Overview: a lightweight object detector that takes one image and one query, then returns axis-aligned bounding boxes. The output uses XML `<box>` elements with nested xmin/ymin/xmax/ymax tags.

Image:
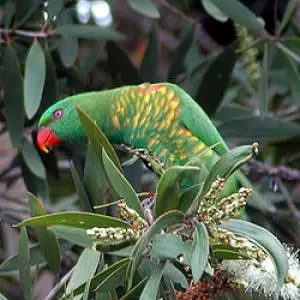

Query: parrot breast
<box><xmin>108</xmin><ymin>83</ymin><xmax>213</xmax><ymax>167</ymax></box>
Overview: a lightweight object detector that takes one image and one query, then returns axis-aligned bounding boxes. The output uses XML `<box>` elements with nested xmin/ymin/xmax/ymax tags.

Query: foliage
<box><xmin>1</xmin><ymin>0</ymin><xmax>300</xmax><ymax>299</ymax></box>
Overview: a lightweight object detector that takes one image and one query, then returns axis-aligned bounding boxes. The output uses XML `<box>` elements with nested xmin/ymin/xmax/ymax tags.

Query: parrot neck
<box><xmin>71</xmin><ymin>87</ymin><xmax>123</xmax><ymax>143</ymax></box>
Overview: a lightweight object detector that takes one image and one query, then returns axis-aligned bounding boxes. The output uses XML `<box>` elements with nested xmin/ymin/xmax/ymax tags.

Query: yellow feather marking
<box><xmin>144</xmin><ymin>94</ymin><xmax>150</xmax><ymax>104</ymax></box>
<box><xmin>144</xmin><ymin>105</ymin><xmax>152</xmax><ymax>118</ymax></box>
<box><xmin>167</xmin><ymin>89</ymin><xmax>175</xmax><ymax>101</ymax></box>
<box><xmin>148</xmin><ymin>138</ymin><xmax>157</xmax><ymax>148</ymax></box>
<box><xmin>139</xmin><ymin>115</ymin><xmax>147</xmax><ymax>128</ymax></box>
<box><xmin>179</xmin><ymin>152</ymin><xmax>187</xmax><ymax>160</ymax></box>
<box><xmin>125</xmin><ymin>117</ymin><xmax>130</xmax><ymax>126</ymax></box>
<box><xmin>133</xmin><ymin>114</ymin><xmax>140</xmax><ymax>129</ymax></box>
<box><xmin>113</xmin><ymin>115</ymin><xmax>120</xmax><ymax>129</ymax></box>
<box><xmin>193</xmin><ymin>143</ymin><xmax>206</xmax><ymax>154</ymax></box>
<box><xmin>203</xmin><ymin>149</ymin><xmax>213</xmax><ymax>157</ymax></box>
<box><xmin>158</xmin><ymin>87</ymin><xmax>167</xmax><ymax>94</ymax></box>
<box><xmin>169</xmin><ymin>97</ymin><xmax>180</xmax><ymax>109</ymax></box>
<box><xmin>165</xmin><ymin>110</ymin><xmax>175</xmax><ymax>126</ymax></box>
<box><xmin>115</xmin><ymin>102</ymin><xmax>121</xmax><ymax>113</ymax></box>
<box><xmin>153</xmin><ymin>106</ymin><xmax>160</xmax><ymax>119</ymax></box>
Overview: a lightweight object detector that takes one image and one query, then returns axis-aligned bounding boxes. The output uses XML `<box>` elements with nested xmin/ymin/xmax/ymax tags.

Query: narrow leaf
<box><xmin>84</xmin><ymin>143</ymin><xmax>106</xmax><ymax>206</ymax></box>
<box><xmin>195</xmin><ymin>43</ymin><xmax>236</xmax><ymax>116</ymax></box>
<box><xmin>106</xmin><ymin>41</ymin><xmax>142</xmax><ymax>84</ymax></box>
<box><xmin>21</xmin><ymin>139</ymin><xmax>46</xmax><ymax>179</ymax></box>
<box><xmin>277</xmin><ymin>42</ymin><xmax>300</xmax><ymax>64</ymax></box>
<box><xmin>28</xmin><ymin>193</ymin><xmax>61</xmax><ymax>273</ymax></box>
<box><xmin>40</xmin><ymin>50</ymin><xmax>58</xmax><ymax>111</ymax></box>
<box><xmin>76</xmin><ymin>106</ymin><xmax>122</xmax><ymax>171</ymax></box>
<box><xmin>140</xmin><ymin>261</ymin><xmax>166</xmax><ymax>300</ymax></box>
<box><xmin>127</xmin><ymin>0</ymin><xmax>160</xmax><ymax>18</ymax></box>
<box><xmin>18</xmin><ymin>211</ymin><xmax>130</xmax><ymax>229</ymax></box>
<box><xmin>155</xmin><ymin>166</ymin><xmax>201</xmax><ymax>217</ymax></box>
<box><xmin>202</xmin><ymin>0</ymin><xmax>228</xmax><ymax>22</ymax></box>
<box><xmin>18</xmin><ymin>227</ymin><xmax>32</xmax><ymax>300</ymax></box>
<box><xmin>2</xmin><ymin>45</ymin><xmax>24</xmax><ymax>147</ymax></box>
<box><xmin>66</xmin><ymin>248</ymin><xmax>100</xmax><ymax>296</ymax></box>
<box><xmin>163</xmin><ymin>262</ymin><xmax>188</xmax><ymax>289</ymax></box>
<box><xmin>56</xmin><ymin>25</ymin><xmax>124</xmax><ymax>40</ymax></box>
<box><xmin>168</xmin><ymin>24</ymin><xmax>194</xmax><ymax>82</ymax></box>
<box><xmin>259</xmin><ymin>43</ymin><xmax>269</xmax><ymax>118</ymax></box>
<box><xmin>50</xmin><ymin>226</ymin><xmax>93</xmax><ymax>248</ymax></box>
<box><xmin>70</xmin><ymin>162</ymin><xmax>93</xmax><ymax>212</ymax></box>
<box><xmin>58</xmin><ymin>35</ymin><xmax>78</xmax><ymax>68</ymax></box>
<box><xmin>279</xmin><ymin>0</ymin><xmax>298</xmax><ymax>33</ymax></box>
<box><xmin>220</xmin><ymin>219</ymin><xmax>289</xmax><ymax>287</ymax></box>
<box><xmin>218</xmin><ymin>116</ymin><xmax>300</xmax><ymax>140</ymax></box>
<box><xmin>140</xmin><ymin>26</ymin><xmax>158</xmax><ymax>82</ymax></box>
<box><xmin>65</xmin><ymin>259</ymin><xmax>130</xmax><ymax>298</ymax></box>
<box><xmin>128</xmin><ymin>210</ymin><xmax>185</xmax><ymax>289</ymax></box>
<box><xmin>202</xmin><ymin>144</ymin><xmax>255</xmax><ymax>195</ymax></box>
<box><xmin>191</xmin><ymin>223</ymin><xmax>210</xmax><ymax>281</ymax></box>
<box><xmin>47</xmin><ymin>0</ymin><xmax>64</xmax><ymax>21</ymax></box>
<box><xmin>102</xmin><ymin>148</ymin><xmax>144</xmax><ymax>218</ymax></box>
<box><xmin>209</xmin><ymin>0</ymin><xmax>264</xmax><ymax>31</ymax></box>
<box><xmin>24</xmin><ymin>41</ymin><xmax>46</xmax><ymax>119</ymax></box>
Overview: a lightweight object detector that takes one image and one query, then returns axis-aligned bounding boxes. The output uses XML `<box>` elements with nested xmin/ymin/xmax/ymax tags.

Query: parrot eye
<box><xmin>53</xmin><ymin>109</ymin><xmax>63</xmax><ymax>120</ymax></box>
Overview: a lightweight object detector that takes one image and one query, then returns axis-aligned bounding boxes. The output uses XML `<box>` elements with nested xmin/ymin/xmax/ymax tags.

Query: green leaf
<box><xmin>2</xmin><ymin>45</ymin><xmax>24</xmax><ymax>147</ymax></box>
<box><xmin>218</xmin><ymin>116</ymin><xmax>300</xmax><ymax>141</ymax></box>
<box><xmin>168</xmin><ymin>24</ymin><xmax>194</xmax><ymax>82</ymax></box>
<box><xmin>84</xmin><ymin>144</ymin><xmax>106</xmax><ymax>206</ymax></box>
<box><xmin>220</xmin><ymin>219</ymin><xmax>289</xmax><ymax>287</ymax></box>
<box><xmin>127</xmin><ymin>0</ymin><xmax>160</xmax><ymax>18</ymax></box>
<box><xmin>0</xmin><ymin>241</ymin><xmax>71</xmax><ymax>273</ymax></box>
<box><xmin>18</xmin><ymin>227</ymin><xmax>32</xmax><ymax>300</ymax></box>
<box><xmin>102</xmin><ymin>148</ymin><xmax>144</xmax><ymax>218</ymax></box>
<box><xmin>65</xmin><ymin>258</ymin><xmax>130</xmax><ymax>298</ymax></box>
<box><xmin>40</xmin><ymin>50</ymin><xmax>58</xmax><ymax>111</ymax></box>
<box><xmin>66</xmin><ymin>248</ymin><xmax>100</xmax><ymax>297</ymax></box>
<box><xmin>47</xmin><ymin>0</ymin><xmax>64</xmax><ymax>21</ymax></box>
<box><xmin>119</xmin><ymin>277</ymin><xmax>148</xmax><ymax>300</ymax></box>
<box><xmin>155</xmin><ymin>166</ymin><xmax>201</xmax><ymax>216</ymax></box>
<box><xmin>15</xmin><ymin>0</ymin><xmax>42</xmax><ymax>27</ymax></box>
<box><xmin>195</xmin><ymin>43</ymin><xmax>236</xmax><ymax>116</ymax></box>
<box><xmin>178</xmin><ymin>183</ymin><xmax>204</xmax><ymax>213</ymax></box>
<box><xmin>128</xmin><ymin>210</ymin><xmax>185</xmax><ymax>289</ymax></box>
<box><xmin>50</xmin><ymin>226</ymin><xmax>93</xmax><ymax>248</ymax></box>
<box><xmin>24</xmin><ymin>40</ymin><xmax>46</xmax><ymax>119</ymax></box>
<box><xmin>163</xmin><ymin>262</ymin><xmax>188</xmax><ymax>289</ymax></box>
<box><xmin>152</xmin><ymin>234</ymin><xmax>187</xmax><ymax>260</ymax></box>
<box><xmin>0</xmin><ymin>293</ymin><xmax>8</xmax><ymax>300</ymax></box>
<box><xmin>277</xmin><ymin>42</ymin><xmax>300</xmax><ymax>64</ymax></box>
<box><xmin>202</xmin><ymin>144</ymin><xmax>255</xmax><ymax>196</ymax></box>
<box><xmin>259</xmin><ymin>43</ymin><xmax>269</xmax><ymax>118</ymax></box>
<box><xmin>211</xmin><ymin>244</ymin><xmax>249</xmax><ymax>260</ymax></box>
<box><xmin>71</xmin><ymin>162</ymin><xmax>93</xmax><ymax>212</ymax></box>
<box><xmin>83</xmin><ymin>277</ymin><xmax>92</xmax><ymax>300</ymax></box>
<box><xmin>4</xmin><ymin>0</ymin><xmax>16</xmax><ymax>28</ymax></box>
<box><xmin>58</xmin><ymin>35</ymin><xmax>78</xmax><ymax>68</ymax></box>
<box><xmin>279</xmin><ymin>0</ymin><xmax>298</xmax><ymax>33</ymax></box>
<box><xmin>18</xmin><ymin>211</ymin><xmax>130</xmax><ymax>229</ymax></box>
<box><xmin>280</xmin><ymin>47</ymin><xmax>300</xmax><ymax>105</ymax></box>
<box><xmin>28</xmin><ymin>193</ymin><xmax>61</xmax><ymax>273</ymax></box>
<box><xmin>140</xmin><ymin>261</ymin><xmax>166</xmax><ymax>300</ymax></box>
<box><xmin>106</xmin><ymin>41</ymin><xmax>142</xmax><ymax>84</ymax></box>
<box><xmin>202</xmin><ymin>0</ymin><xmax>228</xmax><ymax>22</ymax></box>
<box><xmin>209</xmin><ymin>0</ymin><xmax>264</xmax><ymax>31</ymax></box>
<box><xmin>191</xmin><ymin>223</ymin><xmax>209</xmax><ymax>281</ymax></box>
<box><xmin>21</xmin><ymin>139</ymin><xmax>46</xmax><ymax>179</ymax></box>
<box><xmin>76</xmin><ymin>106</ymin><xmax>122</xmax><ymax>171</ymax></box>
<box><xmin>140</xmin><ymin>26</ymin><xmax>158</xmax><ymax>82</ymax></box>
<box><xmin>56</xmin><ymin>25</ymin><xmax>124</xmax><ymax>41</ymax></box>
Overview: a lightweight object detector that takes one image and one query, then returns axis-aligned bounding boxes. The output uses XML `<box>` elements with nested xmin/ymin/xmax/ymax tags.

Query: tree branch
<box><xmin>0</xmin><ymin>28</ymin><xmax>55</xmax><ymax>38</ymax></box>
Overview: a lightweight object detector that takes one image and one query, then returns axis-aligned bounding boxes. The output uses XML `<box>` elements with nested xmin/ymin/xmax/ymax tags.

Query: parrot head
<box><xmin>37</xmin><ymin>98</ymin><xmax>85</xmax><ymax>153</ymax></box>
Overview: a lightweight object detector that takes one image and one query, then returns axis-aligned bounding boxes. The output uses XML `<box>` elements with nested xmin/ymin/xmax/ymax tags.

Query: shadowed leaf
<box><xmin>2</xmin><ymin>45</ymin><xmax>24</xmax><ymax>147</ymax></box>
<box><xmin>18</xmin><ymin>227</ymin><xmax>32</xmax><ymax>300</ymax></box>
<box><xmin>24</xmin><ymin>41</ymin><xmax>46</xmax><ymax>119</ymax></box>
<box><xmin>127</xmin><ymin>0</ymin><xmax>160</xmax><ymax>18</ymax></box>
<box><xmin>28</xmin><ymin>193</ymin><xmax>61</xmax><ymax>273</ymax></box>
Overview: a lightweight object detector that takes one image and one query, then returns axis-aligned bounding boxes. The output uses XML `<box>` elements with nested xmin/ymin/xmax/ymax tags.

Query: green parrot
<box><xmin>37</xmin><ymin>82</ymin><xmax>239</xmax><ymax>190</ymax></box>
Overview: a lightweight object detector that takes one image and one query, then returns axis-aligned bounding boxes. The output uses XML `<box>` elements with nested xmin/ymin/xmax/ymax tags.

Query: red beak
<box><xmin>37</xmin><ymin>128</ymin><xmax>61</xmax><ymax>153</ymax></box>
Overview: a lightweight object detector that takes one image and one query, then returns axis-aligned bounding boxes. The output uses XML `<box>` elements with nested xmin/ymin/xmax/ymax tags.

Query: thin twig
<box><xmin>44</xmin><ymin>267</ymin><xmax>75</xmax><ymax>300</ymax></box>
<box><xmin>0</xmin><ymin>28</ymin><xmax>55</xmax><ymax>38</ymax></box>
<box><xmin>276</xmin><ymin>177</ymin><xmax>300</xmax><ymax>221</ymax></box>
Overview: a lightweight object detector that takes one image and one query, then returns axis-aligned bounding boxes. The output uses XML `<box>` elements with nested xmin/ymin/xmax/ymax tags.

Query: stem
<box><xmin>0</xmin><ymin>28</ymin><xmax>55</xmax><ymax>38</ymax></box>
<box><xmin>44</xmin><ymin>267</ymin><xmax>74</xmax><ymax>300</ymax></box>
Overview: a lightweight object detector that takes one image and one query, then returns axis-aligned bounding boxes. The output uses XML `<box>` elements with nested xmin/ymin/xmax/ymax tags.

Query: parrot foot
<box><xmin>141</xmin><ymin>193</ymin><xmax>155</xmax><ymax>225</ymax></box>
